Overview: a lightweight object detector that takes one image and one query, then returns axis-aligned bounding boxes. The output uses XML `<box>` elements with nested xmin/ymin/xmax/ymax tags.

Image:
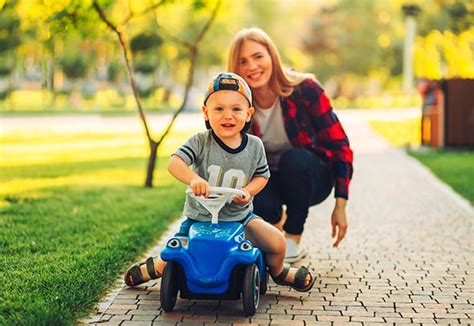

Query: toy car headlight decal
<box><xmin>167</xmin><ymin>238</ymin><xmax>181</xmax><ymax>248</ymax></box>
<box><xmin>240</xmin><ymin>241</ymin><xmax>253</xmax><ymax>251</ymax></box>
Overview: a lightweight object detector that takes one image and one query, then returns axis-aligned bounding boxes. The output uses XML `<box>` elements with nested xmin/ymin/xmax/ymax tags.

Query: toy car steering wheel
<box><xmin>185</xmin><ymin>186</ymin><xmax>247</xmax><ymax>224</ymax></box>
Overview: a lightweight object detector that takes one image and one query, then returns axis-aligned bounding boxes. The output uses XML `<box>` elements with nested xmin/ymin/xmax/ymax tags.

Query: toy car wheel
<box><xmin>160</xmin><ymin>261</ymin><xmax>179</xmax><ymax>312</ymax></box>
<box><xmin>260</xmin><ymin>267</ymin><xmax>269</xmax><ymax>295</ymax></box>
<box><xmin>242</xmin><ymin>263</ymin><xmax>260</xmax><ymax>316</ymax></box>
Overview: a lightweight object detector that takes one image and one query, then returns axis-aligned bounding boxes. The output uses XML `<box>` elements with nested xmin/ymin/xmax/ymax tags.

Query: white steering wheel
<box><xmin>185</xmin><ymin>186</ymin><xmax>247</xmax><ymax>224</ymax></box>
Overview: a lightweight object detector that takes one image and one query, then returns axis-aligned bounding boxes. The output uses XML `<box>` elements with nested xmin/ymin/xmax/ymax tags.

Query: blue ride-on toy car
<box><xmin>160</xmin><ymin>186</ymin><xmax>268</xmax><ymax>316</ymax></box>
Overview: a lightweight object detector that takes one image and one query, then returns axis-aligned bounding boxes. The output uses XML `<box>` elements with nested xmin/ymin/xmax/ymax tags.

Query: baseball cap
<box><xmin>203</xmin><ymin>72</ymin><xmax>252</xmax><ymax>106</ymax></box>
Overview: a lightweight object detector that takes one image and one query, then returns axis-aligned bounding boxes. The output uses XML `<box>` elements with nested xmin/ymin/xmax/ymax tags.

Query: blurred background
<box><xmin>0</xmin><ymin>0</ymin><xmax>472</xmax><ymax>113</ymax></box>
<box><xmin>1</xmin><ymin>1</ymin><xmax>473</xmax><ymax>324</ymax></box>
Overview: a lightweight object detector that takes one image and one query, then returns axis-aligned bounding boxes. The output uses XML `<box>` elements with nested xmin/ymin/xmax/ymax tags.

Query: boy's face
<box><xmin>203</xmin><ymin>90</ymin><xmax>254</xmax><ymax>141</ymax></box>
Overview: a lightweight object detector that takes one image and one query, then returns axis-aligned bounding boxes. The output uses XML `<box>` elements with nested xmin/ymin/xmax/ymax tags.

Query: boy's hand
<box><xmin>233</xmin><ymin>189</ymin><xmax>251</xmax><ymax>205</ymax></box>
<box><xmin>190</xmin><ymin>177</ymin><xmax>210</xmax><ymax>197</ymax></box>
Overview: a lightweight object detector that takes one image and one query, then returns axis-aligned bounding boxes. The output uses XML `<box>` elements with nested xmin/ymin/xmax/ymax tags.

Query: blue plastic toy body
<box><xmin>161</xmin><ymin>221</ymin><xmax>266</xmax><ymax>295</ymax></box>
<box><xmin>159</xmin><ymin>187</ymin><xmax>268</xmax><ymax>316</ymax></box>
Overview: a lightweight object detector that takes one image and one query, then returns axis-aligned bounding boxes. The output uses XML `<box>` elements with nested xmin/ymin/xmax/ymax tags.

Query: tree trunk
<box><xmin>145</xmin><ymin>140</ymin><xmax>158</xmax><ymax>187</ymax></box>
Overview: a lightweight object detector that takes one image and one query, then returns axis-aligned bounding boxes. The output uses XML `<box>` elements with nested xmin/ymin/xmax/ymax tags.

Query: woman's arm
<box><xmin>331</xmin><ymin>198</ymin><xmax>348</xmax><ymax>247</ymax></box>
<box><xmin>167</xmin><ymin>155</ymin><xmax>209</xmax><ymax>197</ymax></box>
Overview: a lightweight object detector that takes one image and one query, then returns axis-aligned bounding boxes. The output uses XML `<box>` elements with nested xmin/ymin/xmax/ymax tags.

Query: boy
<box><xmin>125</xmin><ymin>72</ymin><xmax>315</xmax><ymax>292</ymax></box>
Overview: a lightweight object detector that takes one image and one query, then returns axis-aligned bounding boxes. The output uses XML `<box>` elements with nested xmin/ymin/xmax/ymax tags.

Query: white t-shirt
<box><xmin>254</xmin><ymin>98</ymin><xmax>293</xmax><ymax>171</ymax></box>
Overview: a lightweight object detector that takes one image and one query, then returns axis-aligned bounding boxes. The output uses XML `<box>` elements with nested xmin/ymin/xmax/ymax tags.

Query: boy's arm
<box><xmin>234</xmin><ymin>176</ymin><xmax>268</xmax><ymax>205</ymax></box>
<box><xmin>168</xmin><ymin>155</ymin><xmax>210</xmax><ymax>197</ymax></box>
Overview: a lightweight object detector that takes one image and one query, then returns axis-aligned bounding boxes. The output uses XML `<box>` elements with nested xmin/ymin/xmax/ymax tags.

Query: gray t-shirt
<box><xmin>174</xmin><ymin>130</ymin><xmax>270</xmax><ymax>222</ymax></box>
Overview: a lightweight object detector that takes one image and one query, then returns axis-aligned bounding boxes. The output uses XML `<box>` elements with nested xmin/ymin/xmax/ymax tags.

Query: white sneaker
<box><xmin>284</xmin><ymin>238</ymin><xmax>308</xmax><ymax>263</ymax></box>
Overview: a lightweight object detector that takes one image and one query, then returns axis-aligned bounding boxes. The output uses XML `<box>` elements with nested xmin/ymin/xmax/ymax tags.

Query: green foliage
<box><xmin>46</xmin><ymin>0</ymin><xmax>102</xmax><ymax>37</ymax></box>
<box><xmin>137</xmin><ymin>85</ymin><xmax>154</xmax><ymax>98</ymax></box>
<box><xmin>417</xmin><ymin>0</ymin><xmax>474</xmax><ymax>35</ymax></box>
<box><xmin>133</xmin><ymin>59</ymin><xmax>156</xmax><ymax>74</ymax></box>
<box><xmin>0</xmin><ymin>9</ymin><xmax>21</xmax><ymax>52</ymax></box>
<box><xmin>130</xmin><ymin>33</ymin><xmax>163</xmax><ymax>54</ymax></box>
<box><xmin>0</xmin><ymin>88</ymin><xmax>13</xmax><ymax>100</ymax></box>
<box><xmin>303</xmin><ymin>0</ymin><xmax>399</xmax><ymax>82</ymax></box>
<box><xmin>414</xmin><ymin>28</ymin><xmax>474</xmax><ymax>79</ymax></box>
<box><xmin>107</xmin><ymin>61</ymin><xmax>124</xmax><ymax>83</ymax></box>
<box><xmin>0</xmin><ymin>63</ymin><xmax>13</xmax><ymax>76</ymax></box>
<box><xmin>59</xmin><ymin>55</ymin><xmax>90</xmax><ymax>80</ymax></box>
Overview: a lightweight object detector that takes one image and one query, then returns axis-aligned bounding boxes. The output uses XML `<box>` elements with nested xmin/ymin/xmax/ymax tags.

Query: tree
<box><xmin>93</xmin><ymin>0</ymin><xmax>221</xmax><ymax>187</ymax></box>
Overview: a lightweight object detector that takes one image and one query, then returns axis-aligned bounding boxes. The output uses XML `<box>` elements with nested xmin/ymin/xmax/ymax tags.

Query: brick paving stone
<box><xmin>312</xmin><ymin>310</ymin><xmax>342</xmax><ymax>316</ymax></box>
<box><xmin>82</xmin><ymin>111</ymin><xmax>474</xmax><ymax>325</ymax></box>
<box><xmin>122</xmin><ymin>321</ymin><xmax>153</xmax><ymax>326</ymax></box>
<box><xmin>138</xmin><ymin>300</ymin><xmax>161</xmax><ymax>305</ymax></box>
<box><xmin>105</xmin><ymin>309</ymin><xmax>130</xmax><ymax>315</ymax></box>
<box><xmin>270</xmin><ymin>321</ymin><xmax>305</xmax><ymax>326</ymax></box>
<box><xmin>383</xmin><ymin>318</ymin><xmax>413</xmax><ymax>324</ymax></box>
<box><xmin>248</xmin><ymin>319</ymin><xmax>270</xmax><ymax>324</ymax></box>
<box><xmin>109</xmin><ymin>315</ymin><xmax>133</xmax><ymax>321</ymax></box>
<box><xmin>411</xmin><ymin>318</ymin><xmax>438</xmax><ymax>324</ymax></box>
<box><xmin>109</xmin><ymin>304</ymin><xmax>138</xmax><ymax>310</ymax></box>
<box><xmin>137</xmin><ymin>305</ymin><xmax>161</xmax><ymax>311</ymax></box>
<box><xmin>92</xmin><ymin>321</ymin><xmax>122</xmax><ymax>326</ymax></box>
<box><xmin>316</xmin><ymin>315</ymin><xmax>350</xmax><ymax>322</ymax></box>
<box><xmin>352</xmin><ymin>316</ymin><xmax>386</xmax><ymax>323</ymax></box>
<box><xmin>305</xmin><ymin>322</ymin><xmax>331</xmax><ymax>326</ymax></box>
<box><xmin>132</xmin><ymin>315</ymin><xmax>157</xmax><ymax>321</ymax></box>
<box><xmin>434</xmin><ymin>318</ymin><xmax>462</xmax><ymax>324</ymax></box>
<box><xmin>286</xmin><ymin>309</ymin><xmax>312</xmax><ymax>315</ymax></box>
<box><xmin>98</xmin><ymin>314</ymin><xmax>113</xmax><ymax>322</ymax></box>
<box><xmin>269</xmin><ymin>314</ymin><xmax>293</xmax><ymax>320</ymax></box>
<box><xmin>293</xmin><ymin>315</ymin><xmax>317</xmax><ymax>322</ymax></box>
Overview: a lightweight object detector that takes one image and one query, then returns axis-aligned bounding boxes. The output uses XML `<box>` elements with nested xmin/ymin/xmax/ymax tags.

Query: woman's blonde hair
<box><xmin>228</xmin><ymin>27</ymin><xmax>315</xmax><ymax>98</ymax></box>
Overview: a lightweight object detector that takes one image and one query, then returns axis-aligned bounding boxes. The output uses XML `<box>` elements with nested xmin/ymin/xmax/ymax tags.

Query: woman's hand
<box><xmin>233</xmin><ymin>188</ymin><xmax>251</xmax><ymax>205</ymax></box>
<box><xmin>331</xmin><ymin>198</ymin><xmax>348</xmax><ymax>247</ymax></box>
<box><xmin>190</xmin><ymin>177</ymin><xmax>210</xmax><ymax>197</ymax></box>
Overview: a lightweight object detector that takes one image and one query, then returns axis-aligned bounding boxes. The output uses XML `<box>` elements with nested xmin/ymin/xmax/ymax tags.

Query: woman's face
<box><xmin>236</xmin><ymin>40</ymin><xmax>273</xmax><ymax>90</ymax></box>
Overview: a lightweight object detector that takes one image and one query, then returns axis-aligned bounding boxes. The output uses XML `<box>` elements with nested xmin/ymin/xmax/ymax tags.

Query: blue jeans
<box><xmin>253</xmin><ymin>148</ymin><xmax>334</xmax><ymax>235</ymax></box>
<box><xmin>175</xmin><ymin>212</ymin><xmax>260</xmax><ymax>237</ymax></box>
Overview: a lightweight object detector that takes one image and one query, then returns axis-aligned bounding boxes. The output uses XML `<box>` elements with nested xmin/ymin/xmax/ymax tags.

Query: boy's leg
<box><xmin>244</xmin><ymin>218</ymin><xmax>285</xmax><ymax>276</ymax></box>
<box><xmin>124</xmin><ymin>257</ymin><xmax>166</xmax><ymax>287</ymax></box>
<box><xmin>244</xmin><ymin>219</ymin><xmax>313</xmax><ymax>289</ymax></box>
<box><xmin>125</xmin><ymin>218</ymin><xmax>193</xmax><ymax>286</ymax></box>
<box><xmin>137</xmin><ymin>258</ymin><xmax>166</xmax><ymax>279</ymax></box>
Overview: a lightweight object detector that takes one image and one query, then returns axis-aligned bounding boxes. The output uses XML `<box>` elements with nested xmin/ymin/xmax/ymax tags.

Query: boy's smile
<box><xmin>203</xmin><ymin>90</ymin><xmax>254</xmax><ymax>147</ymax></box>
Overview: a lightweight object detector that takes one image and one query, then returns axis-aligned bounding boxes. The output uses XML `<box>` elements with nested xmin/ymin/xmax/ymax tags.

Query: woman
<box><xmin>228</xmin><ymin>27</ymin><xmax>353</xmax><ymax>263</ymax></box>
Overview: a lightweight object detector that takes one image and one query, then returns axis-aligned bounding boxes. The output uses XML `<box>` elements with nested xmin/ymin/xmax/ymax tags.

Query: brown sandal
<box><xmin>271</xmin><ymin>264</ymin><xmax>315</xmax><ymax>292</ymax></box>
<box><xmin>124</xmin><ymin>257</ymin><xmax>162</xmax><ymax>287</ymax></box>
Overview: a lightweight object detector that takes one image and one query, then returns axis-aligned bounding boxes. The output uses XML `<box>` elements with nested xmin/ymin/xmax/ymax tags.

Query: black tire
<box><xmin>242</xmin><ymin>264</ymin><xmax>260</xmax><ymax>316</ymax></box>
<box><xmin>160</xmin><ymin>261</ymin><xmax>179</xmax><ymax>312</ymax></box>
<box><xmin>260</xmin><ymin>267</ymin><xmax>269</xmax><ymax>295</ymax></box>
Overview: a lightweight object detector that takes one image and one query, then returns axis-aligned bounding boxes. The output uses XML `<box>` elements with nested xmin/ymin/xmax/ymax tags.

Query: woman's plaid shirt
<box><xmin>250</xmin><ymin>79</ymin><xmax>354</xmax><ymax>199</ymax></box>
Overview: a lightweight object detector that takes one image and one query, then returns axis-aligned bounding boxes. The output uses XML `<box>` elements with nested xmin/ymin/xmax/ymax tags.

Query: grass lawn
<box><xmin>370</xmin><ymin>118</ymin><xmax>474</xmax><ymax>205</ymax></box>
<box><xmin>0</xmin><ymin>126</ymin><xmax>197</xmax><ymax>325</ymax></box>
<box><xmin>409</xmin><ymin>150</ymin><xmax>474</xmax><ymax>205</ymax></box>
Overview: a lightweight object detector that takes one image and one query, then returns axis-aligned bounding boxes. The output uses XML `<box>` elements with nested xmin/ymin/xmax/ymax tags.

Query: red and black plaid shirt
<box><xmin>250</xmin><ymin>79</ymin><xmax>353</xmax><ymax>199</ymax></box>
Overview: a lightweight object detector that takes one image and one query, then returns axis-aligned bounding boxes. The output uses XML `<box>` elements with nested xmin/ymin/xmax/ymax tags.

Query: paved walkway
<box><xmin>83</xmin><ymin>111</ymin><xmax>473</xmax><ymax>325</ymax></box>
